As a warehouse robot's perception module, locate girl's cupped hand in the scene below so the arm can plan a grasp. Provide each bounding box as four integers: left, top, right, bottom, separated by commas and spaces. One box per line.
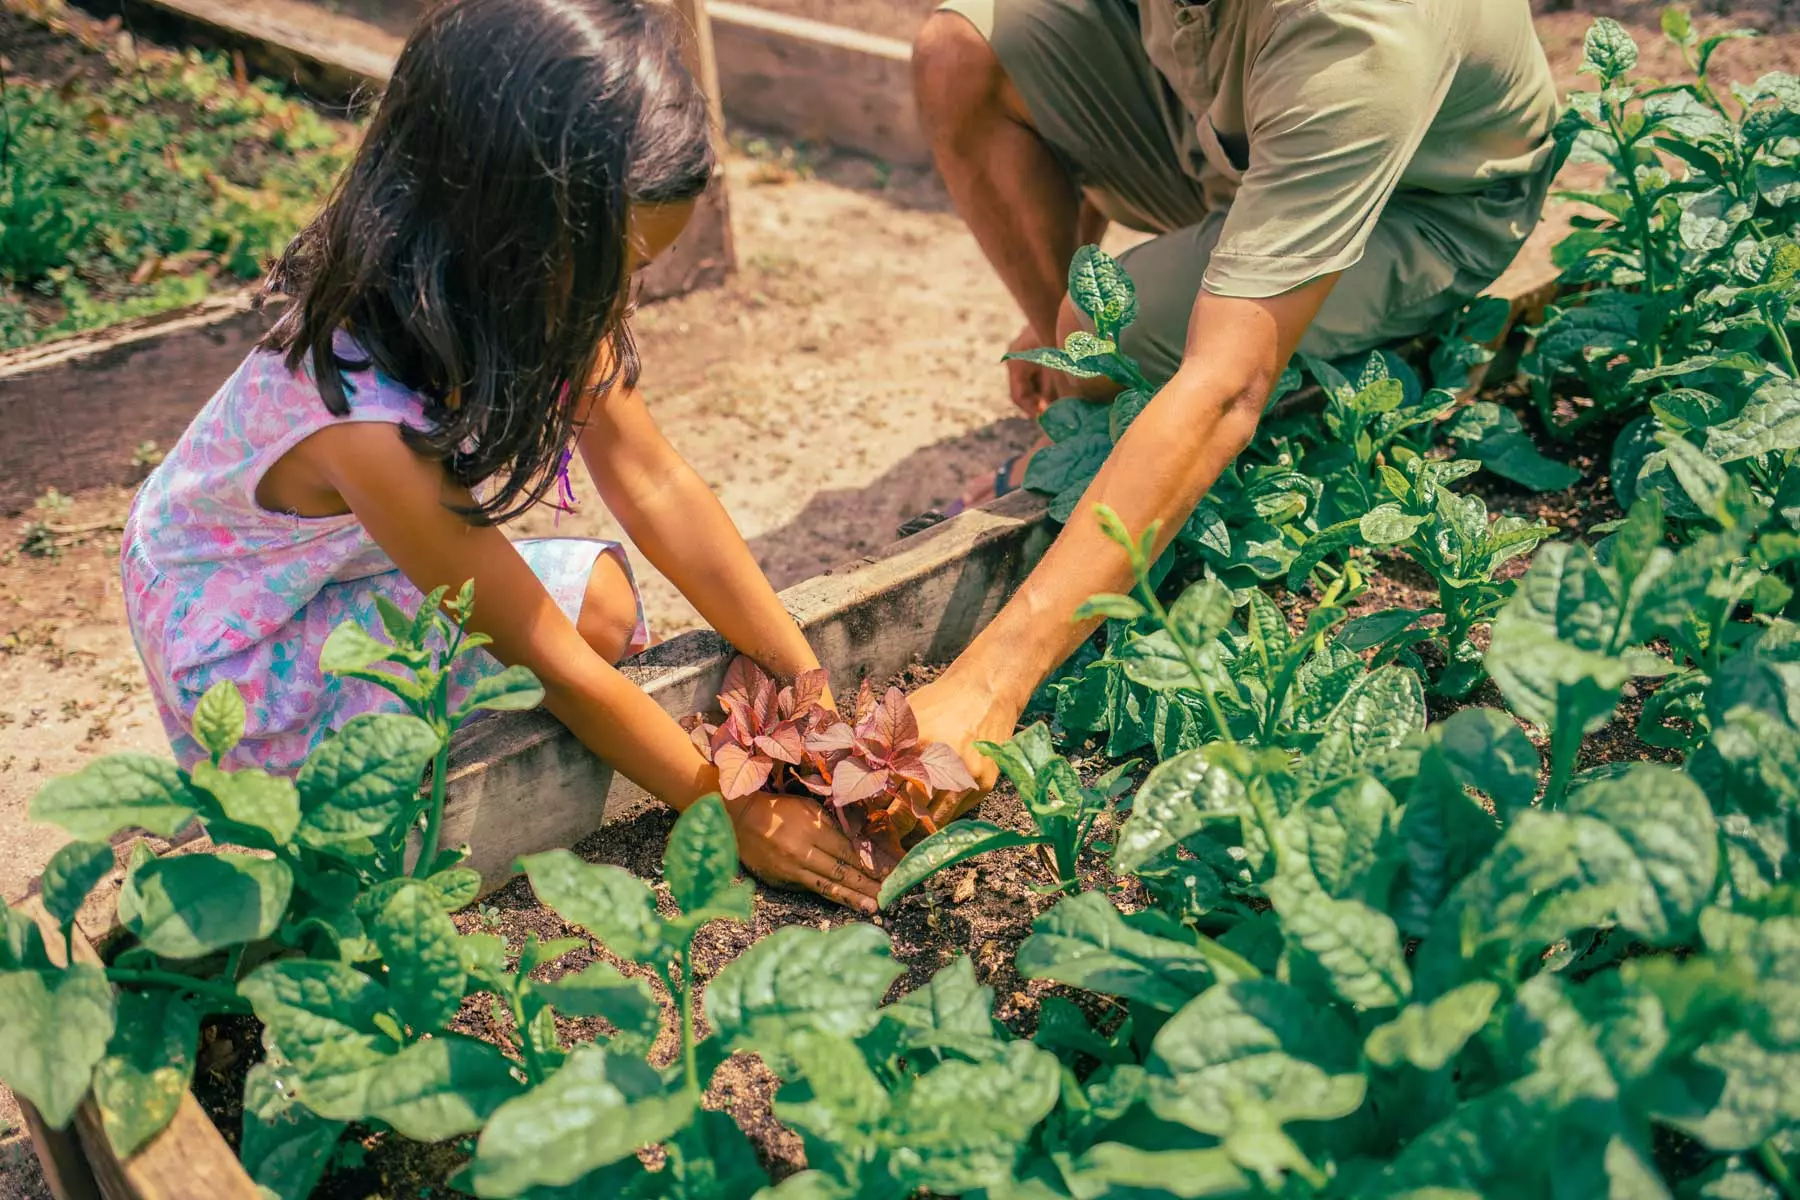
722, 790, 886, 915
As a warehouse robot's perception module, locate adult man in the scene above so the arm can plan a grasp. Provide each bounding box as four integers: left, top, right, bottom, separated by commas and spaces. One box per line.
905, 0, 1559, 799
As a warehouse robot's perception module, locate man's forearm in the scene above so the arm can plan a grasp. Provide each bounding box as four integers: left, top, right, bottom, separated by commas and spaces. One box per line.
950, 361, 1269, 711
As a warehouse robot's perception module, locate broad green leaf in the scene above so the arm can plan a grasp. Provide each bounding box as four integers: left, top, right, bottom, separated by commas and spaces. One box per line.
467, 1045, 695, 1196
886, 1041, 1062, 1193
191, 681, 246, 760
0, 963, 115, 1127
1474, 430, 1582, 492
318, 622, 397, 674
1039, 395, 1108, 443
1339, 607, 1430, 652
422, 867, 481, 912
1486, 542, 1636, 734
1147, 978, 1366, 1136
1286, 775, 1395, 900
1581, 18, 1639, 80
1112, 746, 1246, 874
1359, 504, 1428, 546
92, 990, 198, 1156
708, 924, 903, 1058
774, 1029, 888, 1174
1364, 981, 1502, 1071
239, 960, 400, 1121
29, 755, 197, 841
1024, 430, 1111, 497
0, 907, 52, 973
1110, 389, 1153, 442
40, 840, 112, 929
1167, 580, 1236, 649
1265, 869, 1412, 1009
1432, 708, 1540, 818
519, 849, 663, 962
878, 821, 1041, 908
663, 794, 749, 920
1067, 245, 1138, 338
455, 666, 545, 718
191, 762, 300, 846
1705, 381, 1800, 464
534, 963, 661, 1052
369, 880, 466, 1034
295, 713, 438, 847
1566, 766, 1720, 943
1016, 892, 1245, 1012
364, 1035, 524, 1141
881, 956, 997, 1055
1309, 665, 1426, 784
1067, 1144, 1250, 1198
120, 852, 292, 960
240, 1061, 346, 1200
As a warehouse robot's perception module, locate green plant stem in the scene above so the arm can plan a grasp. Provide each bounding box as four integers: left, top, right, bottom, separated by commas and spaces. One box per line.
1760, 1138, 1800, 1200
1765, 308, 1800, 378
1543, 704, 1585, 810
414, 737, 451, 878
106, 967, 248, 1011
507, 986, 546, 1086
222, 944, 245, 984
676, 952, 701, 1096
1604, 105, 1660, 296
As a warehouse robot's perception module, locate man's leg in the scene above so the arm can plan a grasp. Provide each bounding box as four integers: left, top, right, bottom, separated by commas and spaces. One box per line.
914, 11, 1078, 352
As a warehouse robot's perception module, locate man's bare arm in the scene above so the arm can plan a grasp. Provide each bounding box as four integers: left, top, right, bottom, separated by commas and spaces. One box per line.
911, 274, 1340, 797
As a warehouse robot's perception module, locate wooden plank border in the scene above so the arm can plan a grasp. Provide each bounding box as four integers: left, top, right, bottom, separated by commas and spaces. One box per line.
16, 897, 260, 1200
708, 1, 928, 165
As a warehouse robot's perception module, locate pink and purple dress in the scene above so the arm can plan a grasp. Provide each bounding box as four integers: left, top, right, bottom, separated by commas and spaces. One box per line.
121, 335, 645, 774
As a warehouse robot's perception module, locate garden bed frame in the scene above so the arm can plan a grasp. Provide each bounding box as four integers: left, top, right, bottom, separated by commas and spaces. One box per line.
16, 486, 1055, 1200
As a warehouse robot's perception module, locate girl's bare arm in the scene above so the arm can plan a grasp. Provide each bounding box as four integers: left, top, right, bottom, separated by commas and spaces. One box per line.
576, 380, 822, 682
296, 421, 881, 911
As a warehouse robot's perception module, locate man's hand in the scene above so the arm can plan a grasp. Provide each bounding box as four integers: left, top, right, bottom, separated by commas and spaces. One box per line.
1006, 324, 1061, 418
723, 790, 885, 914
906, 673, 1020, 827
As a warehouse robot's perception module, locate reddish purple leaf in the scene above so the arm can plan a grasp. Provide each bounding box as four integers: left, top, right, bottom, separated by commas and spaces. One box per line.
805, 717, 857, 755
715, 743, 774, 800
719, 657, 761, 715
918, 741, 978, 792
831, 760, 891, 809
755, 724, 805, 765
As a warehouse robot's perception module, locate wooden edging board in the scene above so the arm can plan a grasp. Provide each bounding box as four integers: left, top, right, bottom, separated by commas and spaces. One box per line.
21, 487, 1052, 1198
15, 897, 261, 1200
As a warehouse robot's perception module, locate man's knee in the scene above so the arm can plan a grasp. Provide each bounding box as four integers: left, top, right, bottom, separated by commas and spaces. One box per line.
577, 552, 641, 664
913, 11, 1018, 139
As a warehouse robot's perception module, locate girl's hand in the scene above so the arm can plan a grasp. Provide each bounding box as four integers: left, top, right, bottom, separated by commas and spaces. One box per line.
906, 674, 1010, 827
723, 791, 885, 915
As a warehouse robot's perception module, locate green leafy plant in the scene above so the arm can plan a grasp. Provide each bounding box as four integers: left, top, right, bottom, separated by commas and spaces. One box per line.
876, 723, 1136, 907
1, 583, 540, 1174
991, 508, 1800, 1199
1, 18, 353, 348
1529, 13, 1800, 530
1302, 450, 1555, 696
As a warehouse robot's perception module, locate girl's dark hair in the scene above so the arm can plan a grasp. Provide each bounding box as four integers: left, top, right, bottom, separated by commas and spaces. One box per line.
262, 0, 713, 524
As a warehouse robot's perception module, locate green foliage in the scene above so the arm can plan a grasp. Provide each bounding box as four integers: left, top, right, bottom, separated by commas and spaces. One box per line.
1, 40, 353, 347
1529, 12, 1800, 533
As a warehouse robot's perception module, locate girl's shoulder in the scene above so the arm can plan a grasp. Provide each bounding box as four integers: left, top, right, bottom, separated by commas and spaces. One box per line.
240, 330, 429, 429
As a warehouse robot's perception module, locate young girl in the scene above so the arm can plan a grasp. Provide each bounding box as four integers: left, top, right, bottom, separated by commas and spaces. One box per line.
120, 0, 881, 912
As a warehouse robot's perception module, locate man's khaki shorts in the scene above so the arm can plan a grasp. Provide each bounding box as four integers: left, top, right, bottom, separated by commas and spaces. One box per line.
939, 0, 1551, 381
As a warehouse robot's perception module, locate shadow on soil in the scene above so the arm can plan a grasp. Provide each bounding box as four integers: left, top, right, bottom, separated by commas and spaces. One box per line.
746, 414, 1038, 592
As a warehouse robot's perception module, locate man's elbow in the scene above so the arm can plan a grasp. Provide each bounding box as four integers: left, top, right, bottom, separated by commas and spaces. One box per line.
1171, 361, 1273, 454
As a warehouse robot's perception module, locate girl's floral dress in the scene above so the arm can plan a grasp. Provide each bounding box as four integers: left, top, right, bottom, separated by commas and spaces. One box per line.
122, 334, 646, 773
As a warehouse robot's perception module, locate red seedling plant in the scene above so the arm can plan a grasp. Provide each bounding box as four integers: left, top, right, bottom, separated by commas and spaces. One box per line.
685, 657, 976, 865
